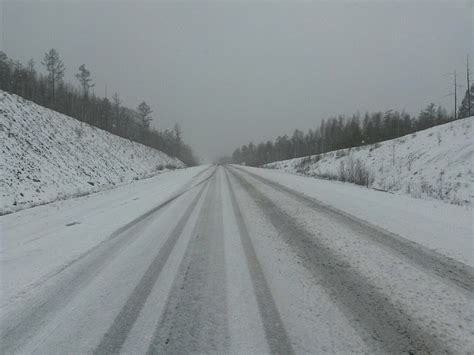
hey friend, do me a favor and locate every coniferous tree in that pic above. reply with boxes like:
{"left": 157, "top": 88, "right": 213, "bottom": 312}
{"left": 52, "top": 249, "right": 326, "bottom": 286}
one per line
{"left": 41, "top": 49, "right": 65, "bottom": 106}
{"left": 229, "top": 105, "right": 451, "bottom": 167}
{"left": 458, "top": 84, "right": 474, "bottom": 118}
{"left": 174, "top": 123, "right": 183, "bottom": 156}
{"left": 0, "top": 51, "right": 11, "bottom": 91}
{"left": 0, "top": 51, "right": 198, "bottom": 165}
{"left": 418, "top": 103, "right": 437, "bottom": 130}
{"left": 137, "top": 101, "right": 153, "bottom": 130}
{"left": 75, "top": 64, "right": 94, "bottom": 97}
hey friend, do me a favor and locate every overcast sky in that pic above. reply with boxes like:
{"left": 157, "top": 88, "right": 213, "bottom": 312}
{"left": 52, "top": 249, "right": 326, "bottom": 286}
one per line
{"left": 1, "top": 1, "right": 472, "bottom": 161}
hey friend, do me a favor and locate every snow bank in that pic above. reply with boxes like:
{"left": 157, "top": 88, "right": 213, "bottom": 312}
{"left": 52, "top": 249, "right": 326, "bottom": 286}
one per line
{"left": 0, "top": 91, "right": 184, "bottom": 215}
{"left": 265, "top": 117, "right": 474, "bottom": 205}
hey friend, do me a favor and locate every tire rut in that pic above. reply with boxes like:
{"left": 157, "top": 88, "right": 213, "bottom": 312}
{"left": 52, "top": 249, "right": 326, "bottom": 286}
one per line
{"left": 224, "top": 169, "right": 294, "bottom": 355}
{"left": 230, "top": 165, "right": 474, "bottom": 294}
{"left": 94, "top": 179, "right": 210, "bottom": 354}
{"left": 147, "top": 171, "right": 229, "bottom": 354}
{"left": 228, "top": 166, "right": 449, "bottom": 354}
{"left": 0, "top": 171, "right": 214, "bottom": 353}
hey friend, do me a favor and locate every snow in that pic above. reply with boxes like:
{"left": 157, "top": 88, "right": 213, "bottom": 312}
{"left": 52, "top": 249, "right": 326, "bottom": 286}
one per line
{"left": 265, "top": 117, "right": 474, "bottom": 206}
{"left": 237, "top": 165, "right": 473, "bottom": 267}
{"left": 220, "top": 174, "right": 271, "bottom": 354}
{"left": 0, "top": 90, "right": 185, "bottom": 215}
{"left": 0, "top": 164, "right": 211, "bottom": 311}
{"left": 225, "top": 172, "right": 369, "bottom": 353}
{"left": 1, "top": 87, "right": 472, "bottom": 351}
{"left": 229, "top": 167, "right": 473, "bottom": 353}
{"left": 1, "top": 165, "right": 471, "bottom": 352}
{"left": 120, "top": 185, "right": 209, "bottom": 354}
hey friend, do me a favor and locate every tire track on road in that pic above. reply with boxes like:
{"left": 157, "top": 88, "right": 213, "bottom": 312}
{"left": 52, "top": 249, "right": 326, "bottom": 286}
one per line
{"left": 224, "top": 169, "right": 294, "bottom": 355}
{"left": 229, "top": 167, "right": 448, "bottom": 354}
{"left": 231, "top": 165, "right": 474, "bottom": 294}
{"left": 147, "top": 170, "right": 229, "bottom": 354}
{"left": 94, "top": 178, "right": 210, "bottom": 354}
{"left": 0, "top": 170, "right": 214, "bottom": 353}
{"left": 8, "top": 167, "right": 215, "bottom": 305}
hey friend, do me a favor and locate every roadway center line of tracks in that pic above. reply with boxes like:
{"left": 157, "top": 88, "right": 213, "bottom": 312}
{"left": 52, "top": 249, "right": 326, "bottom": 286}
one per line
{"left": 147, "top": 170, "right": 229, "bottom": 354}
{"left": 224, "top": 168, "right": 294, "bottom": 355}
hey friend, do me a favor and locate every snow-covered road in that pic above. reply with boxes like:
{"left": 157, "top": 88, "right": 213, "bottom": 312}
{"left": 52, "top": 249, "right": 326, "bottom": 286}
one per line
{"left": 1, "top": 165, "right": 472, "bottom": 353}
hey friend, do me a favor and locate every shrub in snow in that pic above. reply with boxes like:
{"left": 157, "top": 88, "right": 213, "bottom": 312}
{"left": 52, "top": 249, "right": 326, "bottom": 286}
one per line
{"left": 338, "top": 157, "right": 374, "bottom": 187}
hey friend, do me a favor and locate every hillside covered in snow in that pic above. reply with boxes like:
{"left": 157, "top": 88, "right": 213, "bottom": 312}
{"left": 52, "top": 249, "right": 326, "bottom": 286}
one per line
{"left": 0, "top": 91, "right": 184, "bottom": 215}
{"left": 264, "top": 117, "right": 473, "bottom": 205}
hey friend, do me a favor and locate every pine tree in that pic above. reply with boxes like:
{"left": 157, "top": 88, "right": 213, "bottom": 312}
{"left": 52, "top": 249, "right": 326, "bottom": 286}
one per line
{"left": 41, "top": 49, "right": 65, "bottom": 106}
{"left": 458, "top": 84, "right": 474, "bottom": 118}
{"left": 137, "top": 101, "right": 153, "bottom": 140}
{"left": 0, "top": 51, "right": 11, "bottom": 91}
{"left": 75, "top": 64, "right": 94, "bottom": 97}
{"left": 418, "top": 103, "right": 437, "bottom": 130}
{"left": 174, "top": 123, "right": 183, "bottom": 156}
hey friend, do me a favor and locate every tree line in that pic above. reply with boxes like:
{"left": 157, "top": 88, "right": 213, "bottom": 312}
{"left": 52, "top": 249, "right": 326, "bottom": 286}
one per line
{"left": 229, "top": 56, "right": 473, "bottom": 167}
{"left": 229, "top": 96, "right": 473, "bottom": 167}
{"left": 0, "top": 49, "right": 197, "bottom": 166}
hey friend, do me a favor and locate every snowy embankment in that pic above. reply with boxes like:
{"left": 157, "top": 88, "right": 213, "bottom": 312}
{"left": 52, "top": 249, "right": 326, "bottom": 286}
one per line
{"left": 0, "top": 91, "right": 184, "bottom": 215}
{"left": 265, "top": 117, "right": 474, "bottom": 205}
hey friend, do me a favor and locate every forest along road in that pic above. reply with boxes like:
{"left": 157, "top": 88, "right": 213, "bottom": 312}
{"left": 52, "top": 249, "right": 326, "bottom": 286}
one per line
{"left": 1, "top": 165, "right": 473, "bottom": 353}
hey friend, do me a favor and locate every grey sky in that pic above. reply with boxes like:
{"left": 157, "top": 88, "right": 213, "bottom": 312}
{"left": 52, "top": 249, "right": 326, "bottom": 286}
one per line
{"left": 1, "top": 1, "right": 472, "bottom": 161}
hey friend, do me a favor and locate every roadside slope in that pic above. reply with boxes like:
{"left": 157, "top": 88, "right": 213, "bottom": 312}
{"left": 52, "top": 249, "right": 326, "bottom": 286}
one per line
{"left": 0, "top": 91, "right": 184, "bottom": 214}
{"left": 265, "top": 117, "right": 473, "bottom": 205}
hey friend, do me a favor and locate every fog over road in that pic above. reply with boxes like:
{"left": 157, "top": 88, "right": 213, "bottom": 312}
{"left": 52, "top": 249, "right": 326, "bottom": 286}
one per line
{"left": 1, "top": 166, "right": 472, "bottom": 353}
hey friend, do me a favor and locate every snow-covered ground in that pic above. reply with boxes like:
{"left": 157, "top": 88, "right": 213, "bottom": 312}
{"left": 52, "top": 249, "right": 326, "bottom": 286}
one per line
{"left": 0, "top": 164, "right": 211, "bottom": 310}
{"left": 237, "top": 165, "right": 473, "bottom": 267}
{"left": 1, "top": 165, "right": 471, "bottom": 353}
{"left": 264, "top": 117, "right": 474, "bottom": 205}
{"left": 0, "top": 91, "right": 184, "bottom": 215}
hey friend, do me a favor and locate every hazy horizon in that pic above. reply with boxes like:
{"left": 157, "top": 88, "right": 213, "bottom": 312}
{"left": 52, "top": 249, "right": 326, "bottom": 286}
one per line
{"left": 1, "top": 1, "right": 472, "bottom": 161}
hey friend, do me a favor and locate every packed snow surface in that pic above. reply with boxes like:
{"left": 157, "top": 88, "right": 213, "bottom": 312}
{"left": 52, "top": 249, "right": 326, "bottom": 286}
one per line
{"left": 0, "top": 91, "right": 184, "bottom": 214}
{"left": 1, "top": 165, "right": 472, "bottom": 353}
{"left": 238, "top": 165, "right": 473, "bottom": 267}
{"left": 0, "top": 165, "right": 210, "bottom": 311}
{"left": 265, "top": 117, "right": 474, "bottom": 205}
